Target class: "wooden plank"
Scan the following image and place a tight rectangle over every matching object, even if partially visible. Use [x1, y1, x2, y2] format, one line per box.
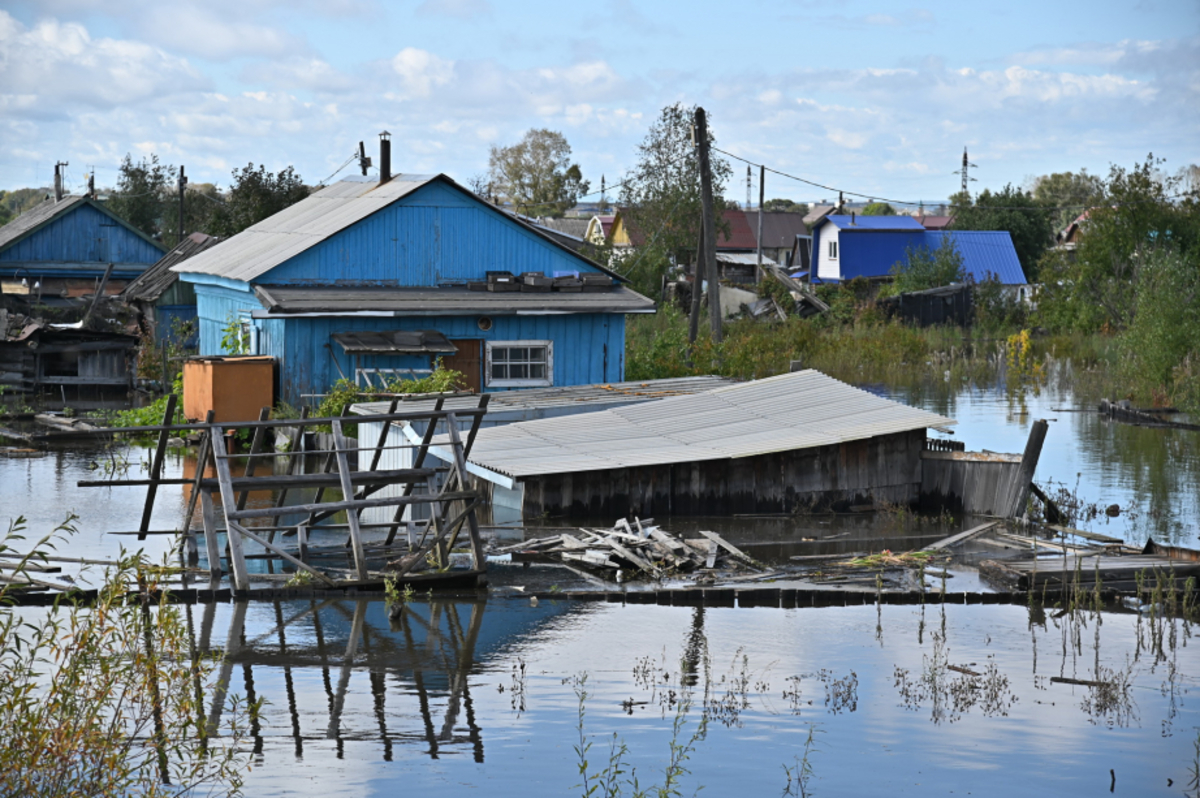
[181, 411, 215, 534]
[138, 394, 177, 540]
[1004, 420, 1048, 518]
[228, 521, 335, 586]
[200, 490, 222, 579]
[273, 406, 310, 519]
[607, 539, 660, 577]
[332, 419, 369, 581]
[927, 521, 1000, 551]
[209, 427, 251, 593]
[224, 490, 475, 520]
[1047, 525, 1124, 545]
[698, 529, 764, 569]
[236, 407, 272, 512]
[385, 397, 444, 546]
[444, 412, 485, 571]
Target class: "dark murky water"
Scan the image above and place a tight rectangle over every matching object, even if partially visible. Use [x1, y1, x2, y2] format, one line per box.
[2, 377, 1199, 794]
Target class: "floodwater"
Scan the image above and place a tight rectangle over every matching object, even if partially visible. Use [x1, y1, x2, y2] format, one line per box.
[2, 375, 1199, 795]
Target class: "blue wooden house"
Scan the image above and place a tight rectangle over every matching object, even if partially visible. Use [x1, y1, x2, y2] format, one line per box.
[811, 214, 1026, 285]
[174, 173, 655, 404]
[0, 195, 165, 298]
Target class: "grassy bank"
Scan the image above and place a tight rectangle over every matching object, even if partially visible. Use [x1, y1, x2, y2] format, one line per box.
[627, 305, 1124, 400]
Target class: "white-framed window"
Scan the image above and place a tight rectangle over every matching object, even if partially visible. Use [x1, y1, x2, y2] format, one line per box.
[486, 340, 553, 387]
[828, 241, 838, 260]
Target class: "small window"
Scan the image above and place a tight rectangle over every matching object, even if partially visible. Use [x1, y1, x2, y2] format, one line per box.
[828, 241, 838, 260]
[486, 340, 553, 387]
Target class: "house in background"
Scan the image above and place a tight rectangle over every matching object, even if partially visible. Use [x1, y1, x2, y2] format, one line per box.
[0, 195, 165, 305]
[175, 150, 654, 406]
[121, 232, 220, 344]
[810, 214, 1027, 285]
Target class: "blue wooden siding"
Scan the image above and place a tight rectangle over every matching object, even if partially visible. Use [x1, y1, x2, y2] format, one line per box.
[0, 203, 162, 275]
[262, 181, 603, 286]
[261, 313, 621, 404]
[194, 284, 260, 355]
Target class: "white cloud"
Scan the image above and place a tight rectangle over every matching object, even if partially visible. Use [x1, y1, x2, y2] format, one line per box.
[389, 47, 456, 99]
[0, 11, 206, 108]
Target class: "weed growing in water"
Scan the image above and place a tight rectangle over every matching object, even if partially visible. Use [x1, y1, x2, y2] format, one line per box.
[781, 724, 822, 798]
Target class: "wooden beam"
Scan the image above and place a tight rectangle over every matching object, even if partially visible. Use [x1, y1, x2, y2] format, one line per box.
[236, 407, 272, 512]
[138, 393, 177, 540]
[332, 419, 369, 581]
[385, 397, 445, 546]
[209, 427, 250, 593]
[227, 521, 335, 586]
[223, 490, 476, 520]
[200, 490, 222, 580]
[444, 412, 485, 570]
[927, 521, 1000, 551]
[181, 411, 215, 535]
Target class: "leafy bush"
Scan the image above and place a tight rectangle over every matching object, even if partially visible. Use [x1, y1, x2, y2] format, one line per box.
[0, 515, 258, 796]
[883, 236, 965, 297]
[112, 374, 184, 429]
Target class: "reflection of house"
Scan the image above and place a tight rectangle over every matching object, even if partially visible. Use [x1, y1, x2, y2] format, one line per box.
[810, 215, 1026, 285]
[0, 195, 164, 302]
[175, 151, 654, 405]
[121, 232, 220, 343]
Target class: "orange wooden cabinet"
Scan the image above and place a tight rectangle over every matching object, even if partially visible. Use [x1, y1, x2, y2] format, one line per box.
[182, 356, 276, 422]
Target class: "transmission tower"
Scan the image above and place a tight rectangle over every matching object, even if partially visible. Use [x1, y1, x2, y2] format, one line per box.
[746, 165, 752, 210]
[959, 147, 977, 197]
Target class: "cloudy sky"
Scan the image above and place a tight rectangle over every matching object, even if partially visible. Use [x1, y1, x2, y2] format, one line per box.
[1, 0, 1197, 207]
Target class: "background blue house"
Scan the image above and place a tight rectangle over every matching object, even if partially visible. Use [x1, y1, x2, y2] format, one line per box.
[810, 214, 1026, 285]
[175, 172, 655, 404]
[0, 195, 165, 297]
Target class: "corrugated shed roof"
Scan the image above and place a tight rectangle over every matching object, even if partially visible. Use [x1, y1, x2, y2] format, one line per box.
[352, 375, 739, 417]
[534, 218, 589, 238]
[715, 252, 779, 266]
[455, 370, 955, 479]
[252, 284, 656, 315]
[121, 232, 221, 302]
[929, 231, 1027, 284]
[331, 329, 457, 355]
[822, 214, 925, 232]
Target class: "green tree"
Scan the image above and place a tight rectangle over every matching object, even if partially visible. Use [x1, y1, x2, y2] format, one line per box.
[159, 182, 222, 250]
[209, 164, 310, 238]
[0, 188, 51, 227]
[762, 198, 809, 214]
[951, 184, 1054, 282]
[1037, 155, 1200, 333]
[1030, 169, 1105, 233]
[106, 154, 175, 241]
[487, 129, 589, 218]
[861, 202, 896, 216]
[884, 235, 965, 295]
[618, 103, 732, 297]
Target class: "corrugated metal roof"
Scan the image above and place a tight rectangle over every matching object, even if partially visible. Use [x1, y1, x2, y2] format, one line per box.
[351, 375, 739, 418]
[121, 232, 221, 302]
[715, 252, 779, 266]
[454, 370, 954, 479]
[253, 284, 656, 315]
[930, 231, 1027, 285]
[173, 176, 435, 283]
[821, 214, 925, 232]
[175, 174, 622, 285]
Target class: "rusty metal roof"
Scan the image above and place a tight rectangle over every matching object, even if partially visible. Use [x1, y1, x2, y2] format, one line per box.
[457, 369, 955, 478]
[121, 232, 221, 302]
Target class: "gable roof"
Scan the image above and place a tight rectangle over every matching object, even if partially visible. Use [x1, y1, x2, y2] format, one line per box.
[175, 174, 620, 284]
[0, 195, 165, 256]
[753, 211, 809, 249]
[820, 214, 925, 232]
[121, 232, 221, 303]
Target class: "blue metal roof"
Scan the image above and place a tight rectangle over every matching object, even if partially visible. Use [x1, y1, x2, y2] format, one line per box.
[927, 231, 1026, 285]
[820, 214, 925, 232]
[821, 229, 1027, 285]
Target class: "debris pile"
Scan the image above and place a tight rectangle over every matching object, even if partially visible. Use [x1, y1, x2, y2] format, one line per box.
[489, 518, 766, 582]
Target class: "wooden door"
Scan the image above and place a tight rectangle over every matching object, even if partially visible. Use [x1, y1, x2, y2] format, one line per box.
[444, 339, 482, 393]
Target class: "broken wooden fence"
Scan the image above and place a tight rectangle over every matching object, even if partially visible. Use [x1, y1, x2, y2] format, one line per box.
[77, 395, 491, 594]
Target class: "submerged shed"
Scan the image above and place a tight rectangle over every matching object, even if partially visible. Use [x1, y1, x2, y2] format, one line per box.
[439, 370, 956, 518]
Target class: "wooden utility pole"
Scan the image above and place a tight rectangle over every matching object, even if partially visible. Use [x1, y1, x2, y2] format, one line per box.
[755, 164, 765, 284]
[688, 223, 704, 343]
[178, 165, 187, 249]
[694, 107, 722, 342]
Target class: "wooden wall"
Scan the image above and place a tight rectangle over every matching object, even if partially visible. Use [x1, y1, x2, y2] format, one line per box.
[515, 428, 926, 518]
[918, 450, 1023, 516]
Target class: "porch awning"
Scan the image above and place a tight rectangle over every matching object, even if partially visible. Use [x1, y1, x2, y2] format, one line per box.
[331, 330, 458, 356]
